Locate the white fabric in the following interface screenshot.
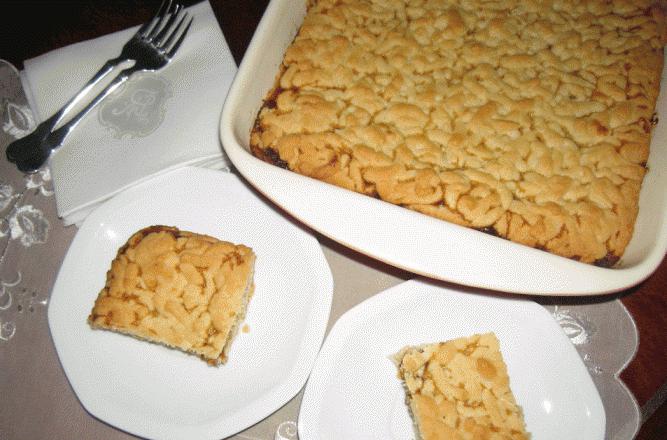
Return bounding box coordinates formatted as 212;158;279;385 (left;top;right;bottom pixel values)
20;1;235;225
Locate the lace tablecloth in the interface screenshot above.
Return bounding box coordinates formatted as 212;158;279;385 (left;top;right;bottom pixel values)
0;58;640;440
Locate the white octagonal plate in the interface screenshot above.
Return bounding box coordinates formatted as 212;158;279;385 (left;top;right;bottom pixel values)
48;167;333;440
299;279;605;440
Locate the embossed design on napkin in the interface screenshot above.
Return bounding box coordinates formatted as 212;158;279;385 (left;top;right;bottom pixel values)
98;73;172;138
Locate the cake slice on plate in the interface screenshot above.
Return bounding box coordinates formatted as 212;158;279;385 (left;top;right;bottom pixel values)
395;332;529;439
88;225;255;365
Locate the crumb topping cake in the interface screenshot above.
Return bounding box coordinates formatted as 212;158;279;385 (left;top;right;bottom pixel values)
88;226;256;365
395;333;529;440
251;0;667;265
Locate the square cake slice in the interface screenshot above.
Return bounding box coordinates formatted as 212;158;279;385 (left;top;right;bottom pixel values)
88;225;256;365
395;333;529;440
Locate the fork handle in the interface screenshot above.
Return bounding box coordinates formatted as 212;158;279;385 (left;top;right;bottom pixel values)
49;66;137;147
55;58;125;126
6;57;124;171
8;64;137;173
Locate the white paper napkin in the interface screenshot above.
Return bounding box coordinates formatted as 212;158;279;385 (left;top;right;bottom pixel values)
20;1;236;226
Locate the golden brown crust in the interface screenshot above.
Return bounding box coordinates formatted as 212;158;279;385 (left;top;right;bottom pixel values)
251;0;667;265
88;226;256;365
396;333;529;440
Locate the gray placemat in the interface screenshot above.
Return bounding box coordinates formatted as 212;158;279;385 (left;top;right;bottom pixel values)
0;59;640;440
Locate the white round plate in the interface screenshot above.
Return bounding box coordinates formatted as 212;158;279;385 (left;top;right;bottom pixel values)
299;279;605;440
47;167;333;440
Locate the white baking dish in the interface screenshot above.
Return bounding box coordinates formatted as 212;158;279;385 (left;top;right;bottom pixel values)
220;0;667;295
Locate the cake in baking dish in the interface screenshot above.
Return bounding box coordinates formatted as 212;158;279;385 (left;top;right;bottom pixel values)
250;0;667;265
395;333;529;440
88;225;256;365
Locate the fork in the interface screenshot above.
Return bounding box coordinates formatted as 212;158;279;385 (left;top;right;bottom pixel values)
6;0;193;173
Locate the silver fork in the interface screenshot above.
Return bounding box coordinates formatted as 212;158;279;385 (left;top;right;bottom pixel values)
6;0;193;173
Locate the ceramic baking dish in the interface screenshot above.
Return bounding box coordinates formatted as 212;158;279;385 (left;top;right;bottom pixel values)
220;0;667;295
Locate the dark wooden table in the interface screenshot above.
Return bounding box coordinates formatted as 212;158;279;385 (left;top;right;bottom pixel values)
2;1;666;438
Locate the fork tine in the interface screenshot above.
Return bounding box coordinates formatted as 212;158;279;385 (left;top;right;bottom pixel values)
138;0;169;37
146;0;173;41
154;4;183;45
166;17;193;58
162;12;188;50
